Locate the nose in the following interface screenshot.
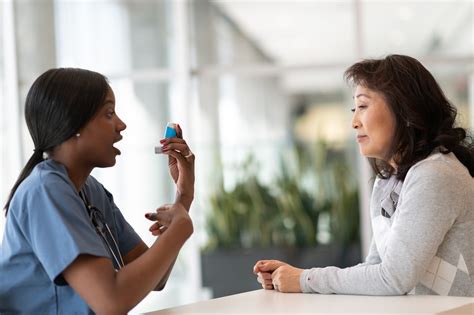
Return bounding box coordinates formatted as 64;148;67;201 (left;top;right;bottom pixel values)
351;111;360;129
116;115;127;132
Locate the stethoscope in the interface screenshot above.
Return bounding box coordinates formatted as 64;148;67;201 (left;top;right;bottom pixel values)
78;190;124;270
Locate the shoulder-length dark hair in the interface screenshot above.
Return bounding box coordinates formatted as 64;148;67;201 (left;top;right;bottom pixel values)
344;54;474;180
4;68;109;215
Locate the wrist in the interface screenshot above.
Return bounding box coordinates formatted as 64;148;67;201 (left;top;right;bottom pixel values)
296;268;304;292
175;192;194;211
168;211;194;239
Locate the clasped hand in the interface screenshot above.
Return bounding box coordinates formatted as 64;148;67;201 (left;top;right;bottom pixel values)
253;260;303;293
145;203;190;236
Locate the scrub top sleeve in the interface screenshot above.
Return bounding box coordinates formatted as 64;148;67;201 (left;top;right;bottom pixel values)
102;187;142;255
23;176;110;285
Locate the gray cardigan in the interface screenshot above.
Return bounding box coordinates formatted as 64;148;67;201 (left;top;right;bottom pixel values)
300;152;474;296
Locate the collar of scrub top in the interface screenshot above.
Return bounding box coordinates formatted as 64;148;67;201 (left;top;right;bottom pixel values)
78;190;124;270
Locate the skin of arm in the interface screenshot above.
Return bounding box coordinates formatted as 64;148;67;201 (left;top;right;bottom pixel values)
122;241;173;291
62;203;193;314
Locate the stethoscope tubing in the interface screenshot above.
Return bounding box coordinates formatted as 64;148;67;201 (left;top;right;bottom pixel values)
79;190;124;270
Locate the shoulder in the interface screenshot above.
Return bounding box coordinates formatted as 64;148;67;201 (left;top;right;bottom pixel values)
12;160;75;205
8;160;82;222
401;152;474;210
406;152;472;185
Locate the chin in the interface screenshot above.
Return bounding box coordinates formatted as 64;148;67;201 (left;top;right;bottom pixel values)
358;145;376;158
359;148;369;157
360;152;378;159
98;159;117;168
109;158;117;167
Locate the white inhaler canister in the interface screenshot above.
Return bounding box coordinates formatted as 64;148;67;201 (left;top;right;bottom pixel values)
155;122;177;154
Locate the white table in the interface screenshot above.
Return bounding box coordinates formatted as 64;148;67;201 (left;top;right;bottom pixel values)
146;290;473;314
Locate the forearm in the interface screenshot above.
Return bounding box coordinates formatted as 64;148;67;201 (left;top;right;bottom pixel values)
125;244;177;292
66;218;193;314
300;262;411;296
112;219;192;310
154;258;177;291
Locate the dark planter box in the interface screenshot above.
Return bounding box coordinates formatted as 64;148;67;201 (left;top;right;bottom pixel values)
201;243;361;298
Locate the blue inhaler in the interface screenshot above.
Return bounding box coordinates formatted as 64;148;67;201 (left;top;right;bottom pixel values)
164;123;177;138
155;122;177;154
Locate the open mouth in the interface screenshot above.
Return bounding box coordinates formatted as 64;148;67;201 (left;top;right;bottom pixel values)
113;136;123;155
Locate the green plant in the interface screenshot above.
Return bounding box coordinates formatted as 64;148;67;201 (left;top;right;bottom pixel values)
327;159;360;245
203;142;359;251
272;143;326;247
205;156;281;250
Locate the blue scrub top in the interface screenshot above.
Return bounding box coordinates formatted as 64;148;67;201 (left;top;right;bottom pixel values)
0;159;141;314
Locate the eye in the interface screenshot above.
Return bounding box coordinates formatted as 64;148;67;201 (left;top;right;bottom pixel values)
351;104;367;113
106;110;115;118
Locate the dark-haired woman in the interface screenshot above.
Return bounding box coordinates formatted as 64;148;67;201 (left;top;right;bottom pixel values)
254;55;474;296
0;68;194;313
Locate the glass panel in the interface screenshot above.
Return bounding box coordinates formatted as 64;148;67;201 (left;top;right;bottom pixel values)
0;2;6;240
200;0;356;66
362;0;474;57
55;0;171;74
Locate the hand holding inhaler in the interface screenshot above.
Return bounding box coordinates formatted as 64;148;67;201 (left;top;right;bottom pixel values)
147;122;195;234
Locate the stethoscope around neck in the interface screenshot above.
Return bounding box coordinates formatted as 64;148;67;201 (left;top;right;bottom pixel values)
78;190;124;270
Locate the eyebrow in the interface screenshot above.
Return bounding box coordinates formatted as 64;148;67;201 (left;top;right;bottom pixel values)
353;93;370;99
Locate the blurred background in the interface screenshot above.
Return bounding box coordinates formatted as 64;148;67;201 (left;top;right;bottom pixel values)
0;0;473;313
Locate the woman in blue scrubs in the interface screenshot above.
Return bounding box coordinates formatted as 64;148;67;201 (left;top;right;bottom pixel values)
0;68;195;313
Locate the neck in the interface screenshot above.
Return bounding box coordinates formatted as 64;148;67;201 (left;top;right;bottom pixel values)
50;143;93;192
65;163;92;192
53;158;92;192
